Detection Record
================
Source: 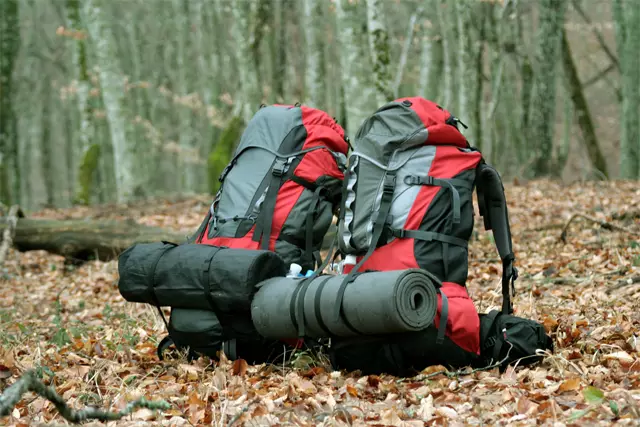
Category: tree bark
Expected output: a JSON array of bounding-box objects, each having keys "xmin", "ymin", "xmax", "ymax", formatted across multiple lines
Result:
[
  {"xmin": 560, "ymin": 27, "xmax": 608, "ymax": 178},
  {"xmin": 613, "ymin": 0, "xmax": 640, "ymax": 179},
  {"xmin": 528, "ymin": 0, "xmax": 568, "ymax": 176},
  {"xmin": 0, "ymin": 0, "xmax": 21, "ymax": 206},
  {"xmin": 302, "ymin": 0, "xmax": 324, "ymax": 108},
  {"xmin": 83, "ymin": 0, "xmax": 138, "ymax": 202},
  {"xmin": 366, "ymin": 0, "xmax": 393, "ymax": 104}
]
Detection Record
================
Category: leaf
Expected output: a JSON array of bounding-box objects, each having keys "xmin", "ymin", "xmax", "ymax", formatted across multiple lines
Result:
[
  {"xmin": 582, "ymin": 386, "xmax": 604, "ymax": 404},
  {"xmin": 0, "ymin": 364, "xmax": 12, "ymax": 380},
  {"xmin": 232, "ymin": 358, "xmax": 248, "ymax": 376},
  {"xmin": 346, "ymin": 384, "xmax": 358, "ymax": 397},
  {"xmin": 609, "ymin": 400, "xmax": 619, "ymax": 417},
  {"xmin": 558, "ymin": 377, "xmax": 581, "ymax": 392},
  {"xmin": 568, "ymin": 408, "xmax": 592, "ymax": 422}
]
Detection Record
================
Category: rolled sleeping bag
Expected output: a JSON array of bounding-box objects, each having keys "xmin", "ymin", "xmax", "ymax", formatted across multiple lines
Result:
[
  {"xmin": 117, "ymin": 242, "xmax": 288, "ymax": 312},
  {"xmin": 251, "ymin": 268, "xmax": 441, "ymax": 339}
]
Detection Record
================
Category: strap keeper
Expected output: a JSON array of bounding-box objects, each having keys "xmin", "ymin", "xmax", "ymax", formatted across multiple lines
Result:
[{"xmin": 272, "ymin": 163, "xmax": 285, "ymax": 177}]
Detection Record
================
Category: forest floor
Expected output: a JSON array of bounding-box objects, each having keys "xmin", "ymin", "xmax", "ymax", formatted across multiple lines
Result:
[{"xmin": 1, "ymin": 179, "xmax": 640, "ymax": 426}]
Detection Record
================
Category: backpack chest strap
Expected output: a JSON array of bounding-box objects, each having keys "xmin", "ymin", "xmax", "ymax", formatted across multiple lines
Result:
[
  {"xmin": 389, "ymin": 228, "xmax": 468, "ymax": 248},
  {"xmin": 404, "ymin": 175, "xmax": 473, "ymax": 224}
]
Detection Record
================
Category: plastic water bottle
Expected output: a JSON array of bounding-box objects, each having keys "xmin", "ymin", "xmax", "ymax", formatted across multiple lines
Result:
[
  {"xmin": 342, "ymin": 255, "xmax": 357, "ymax": 274},
  {"xmin": 287, "ymin": 263, "xmax": 303, "ymax": 278}
]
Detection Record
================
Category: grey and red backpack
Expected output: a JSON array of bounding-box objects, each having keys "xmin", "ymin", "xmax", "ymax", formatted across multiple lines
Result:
[{"xmin": 124, "ymin": 99, "xmax": 551, "ymax": 373}]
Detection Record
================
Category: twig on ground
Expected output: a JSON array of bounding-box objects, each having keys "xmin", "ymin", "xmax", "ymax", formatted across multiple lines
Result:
[
  {"xmin": 0, "ymin": 205, "xmax": 20, "ymax": 268},
  {"xmin": 0, "ymin": 370, "xmax": 170, "ymax": 423},
  {"xmin": 612, "ymin": 209, "xmax": 640, "ymax": 221},
  {"xmin": 605, "ymin": 275, "xmax": 640, "ymax": 294},
  {"xmin": 560, "ymin": 213, "xmax": 640, "ymax": 243}
]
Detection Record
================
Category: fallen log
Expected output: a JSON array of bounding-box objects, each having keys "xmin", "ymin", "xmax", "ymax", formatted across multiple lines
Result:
[
  {"xmin": 0, "ymin": 217, "xmax": 187, "ymax": 262},
  {"xmin": 0, "ymin": 217, "xmax": 337, "ymax": 263}
]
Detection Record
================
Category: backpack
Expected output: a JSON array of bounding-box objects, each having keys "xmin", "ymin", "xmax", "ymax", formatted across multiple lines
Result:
[
  {"xmin": 191, "ymin": 104, "xmax": 349, "ymax": 274},
  {"xmin": 332, "ymin": 97, "xmax": 520, "ymax": 367}
]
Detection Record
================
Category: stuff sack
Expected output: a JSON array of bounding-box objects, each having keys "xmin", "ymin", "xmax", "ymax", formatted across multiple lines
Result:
[
  {"xmin": 156, "ymin": 308, "xmax": 287, "ymax": 364},
  {"xmin": 117, "ymin": 241, "xmax": 287, "ymax": 312},
  {"xmin": 475, "ymin": 310, "xmax": 554, "ymax": 372},
  {"xmin": 333, "ymin": 97, "xmax": 519, "ymax": 365},
  {"xmin": 192, "ymin": 104, "xmax": 349, "ymax": 273}
]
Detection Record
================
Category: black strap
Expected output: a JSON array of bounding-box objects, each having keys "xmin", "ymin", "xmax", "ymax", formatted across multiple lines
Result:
[
  {"xmin": 202, "ymin": 247, "xmax": 222, "ymax": 311},
  {"xmin": 157, "ymin": 335, "xmax": 174, "ymax": 360},
  {"xmin": 404, "ymin": 175, "xmax": 472, "ymax": 224},
  {"xmin": 312, "ymin": 275, "xmax": 334, "ymax": 336},
  {"xmin": 253, "ymin": 158, "xmax": 288, "ymax": 249},
  {"xmin": 148, "ymin": 243, "xmax": 177, "ymax": 330},
  {"xmin": 332, "ymin": 171, "xmax": 397, "ymax": 325},
  {"xmin": 223, "ymin": 339, "xmax": 237, "ymax": 360},
  {"xmin": 436, "ymin": 290, "xmax": 448, "ymax": 345},
  {"xmin": 390, "ymin": 228, "xmax": 468, "ymax": 248},
  {"xmin": 305, "ymin": 187, "xmax": 324, "ymax": 267}
]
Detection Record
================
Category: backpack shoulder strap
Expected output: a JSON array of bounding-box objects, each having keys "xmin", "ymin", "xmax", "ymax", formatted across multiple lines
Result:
[{"xmin": 475, "ymin": 159, "xmax": 518, "ymax": 315}]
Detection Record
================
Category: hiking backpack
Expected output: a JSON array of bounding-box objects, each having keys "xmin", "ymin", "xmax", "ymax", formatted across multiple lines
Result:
[
  {"xmin": 333, "ymin": 97, "xmax": 519, "ymax": 367},
  {"xmin": 192, "ymin": 104, "xmax": 350, "ymax": 273}
]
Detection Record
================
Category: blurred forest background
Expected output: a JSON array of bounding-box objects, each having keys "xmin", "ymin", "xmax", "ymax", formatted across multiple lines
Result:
[{"xmin": 0, "ymin": 0, "xmax": 638, "ymax": 212}]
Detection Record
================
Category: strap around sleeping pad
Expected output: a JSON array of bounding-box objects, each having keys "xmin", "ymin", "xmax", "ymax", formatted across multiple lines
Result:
[
  {"xmin": 436, "ymin": 289, "xmax": 448, "ymax": 345},
  {"xmin": 332, "ymin": 171, "xmax": 397, "ymax": 327}
]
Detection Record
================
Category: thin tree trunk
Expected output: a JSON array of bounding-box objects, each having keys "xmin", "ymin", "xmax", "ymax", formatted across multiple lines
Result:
[
  {"xmin": 83, "ymin": 0, "xmax": 138, "ymax": 203},
  {"xmin": 272, "ymin": 0, "xmax": 287, "ymax": 103},
  {"xmin": 560, "ymin": 27, "xmax": 608, "ymax": 178},
  {"xmin": 393, "ymin": 8, "xmax": 421, "ymax": 98},
  {"xmin": 366, "ymin": 0, "xmax": 393, "ymax": 104},
  {"xmin": 613, "ymin": 0, "xmax": 640, "ymax": 179},
  {"xmin": 0, "ymin": 0, "xmax": 21, "ymax": 205},
  {"xmin": 303, "ymin": 0, "xmax": 324, "ymax": 108},
  {"xmin": 528, "ymin": 0, "xmax": 568, "ymax": 176},
  {"xmin": 436, "ymin": 0, "xmax": 454, "ymax": 109}
]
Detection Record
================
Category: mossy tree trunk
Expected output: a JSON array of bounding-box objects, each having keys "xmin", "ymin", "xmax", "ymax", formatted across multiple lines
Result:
[
  {"xmin": 302, "ymin": 0, "xmax": 325, "ymax": 109},
  {"xmin": 83, "ymin": 0, "xmax": 138, "ymax": 203},
  {"xmin": 365, "ymin": 0, "xmax": 393, "ymax": 105},
  {"xmin": 0, "ymin": 0, "xmax": 21, "ymax": 206},
  {"xmin": 418, "ymin": 0, "xmax": 443, "ymax": 102},
  {"xmin": 271, "ymin": 0, "xmax": 287, "ymax": 103},
  {"xmin": 528, "ymin": 0, "xmax": 568, "ymax": 177},
  {"xmin": 207, "ymin": 116, "xmax": 244, "ymax": 195},
  {"xmin": 613, "ymin": 0, "xmax": 640, "ymax": 179},
  {"xmin": 66, "ymin": 0, "xmax": 100, "ymax": 205}
]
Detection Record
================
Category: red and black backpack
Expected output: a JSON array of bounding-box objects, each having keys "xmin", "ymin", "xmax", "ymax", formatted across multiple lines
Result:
[
  {"xmin": 332, "ymin": 97, "xmax": 519, "ymax": 371},
  {"xmin": 192, "ymin": 103, "xmax": 349, "ymax": 274}
]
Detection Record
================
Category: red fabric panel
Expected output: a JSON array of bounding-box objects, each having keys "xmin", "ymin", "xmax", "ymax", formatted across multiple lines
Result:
[
  {"xmin": 265, "ymin": 181, "xmax": 305, "ymax": 250},
  {"xmin": 200, "ymin": 226, "xmax": 260, "ymax": 249},
  {"xmin": 405, "ymin": 146, "xmax": 482, "ymax": 229},
  {"xmin": 395, "ymin": 97, "xmax": 468, "ymax": 148},
  {"xmin": 356, "ymin": 238, "xmax": 419, "ymax": 271},
  {"xmin": 434, "ymin": 282, "xmax": 480, "ymax": 355},
  {"xmin": 300, "ymin": 106, "xmax": 348, "ymax": 154}
]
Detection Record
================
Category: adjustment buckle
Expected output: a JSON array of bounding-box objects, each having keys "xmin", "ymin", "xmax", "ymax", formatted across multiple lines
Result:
[
  {"xmin": 383, "ymin": 174, "xmax": 396, "ymax": 193},
  {"xmin": 272, "ymin": 159, "xmax": 286, "ymax": 177}
]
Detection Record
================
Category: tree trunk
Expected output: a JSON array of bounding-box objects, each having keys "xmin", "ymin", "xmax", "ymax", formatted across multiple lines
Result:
[
  {"xmin": 613, "ymin": 0, "xmax": 640, "ymax": 179},
  {"xmin": 302, "ymin": 0, "xmax": 324, "ymax": 108},
  {"xmin": 528, "ymin": 0, "xmax": 568, "ymax": 177},
  {"xmin": 393, "ymin": 8, "xmax": 421, "ymax": 99},
  {"xmin": 230, "ymin": 0, "xmax": 261, "ymax": 124},
  {"xmin": 436, "ymin": 0, "xmax": 455, "ymax": 110},
  {"xmin": 83, "ymin": 0, "xmax": 138, "ymax": 202},
  {"xmin": 0, "ymin": 0, "xmax": 21, "ymax": 206},
  {"xmin": 366, "ymin": 0, "xmax": 393, "ymax": 104},
  {"xmin": 560, "ymin": 27, "xmax": 608, "ymax": 178},
  {"xmin": 271, "ymin": 0, "xmax": 287, "ymax": 103}
]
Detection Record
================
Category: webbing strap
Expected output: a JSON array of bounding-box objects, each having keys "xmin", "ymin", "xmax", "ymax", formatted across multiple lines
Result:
[
  {"xmin": 253, "ymin": 158, "xmax": 288, "ymax": 249},
  {"xmin": 390, "ymin": 228, "xmax": 468, "ymax": 248},
  {"xmin": 436, "ymin": 290, "xmax": 448, "ymax": 345},
  {"xmin": 332, "ymin": 172, "xmax": 397, "ymax": 325},
  {"xmin": 305, "ymin": 187, "xmax": 324, "ymax": 268},
  {"xmin": 202, "ymin": 247, "xmax": 222, "ymax": 312},
  {"xmin": 404, "ymin": 175, "xmax": 471, "ymax": 224}
]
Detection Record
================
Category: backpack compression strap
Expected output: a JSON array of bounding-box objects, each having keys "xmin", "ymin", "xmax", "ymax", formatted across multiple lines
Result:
[{"xmin": 475, "ymin": 160, "xmax": 518, "ymax": 315}]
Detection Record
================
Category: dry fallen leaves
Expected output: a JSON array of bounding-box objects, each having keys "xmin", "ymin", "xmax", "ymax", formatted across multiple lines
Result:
[{"xmin": 1, "ymin": 180, "xmax": 640, "ymax": 425}]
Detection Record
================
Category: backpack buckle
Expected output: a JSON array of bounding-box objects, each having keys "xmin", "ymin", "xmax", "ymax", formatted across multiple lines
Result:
[
  {"xmin": 272, "ymin": 159, "xmax": 287, "ymax": 177},
  {"xmin": 383, "ymin": 174, "xmax": 396, "ymax": 193}
]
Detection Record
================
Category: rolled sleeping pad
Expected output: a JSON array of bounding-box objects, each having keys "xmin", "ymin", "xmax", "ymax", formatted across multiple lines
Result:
[
  {"xmin": 250, "ymin": 268, "xmax": 441, "ymax": 339},
  {"xmin": 117, "ymin": 242, "xmax": 288, "ymax": 312}
]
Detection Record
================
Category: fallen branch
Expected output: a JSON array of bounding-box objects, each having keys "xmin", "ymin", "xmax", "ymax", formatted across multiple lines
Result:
[
  {"xmin": 606, "ymin": 275, "xmax": 640, "ymax": 294},
  {"xmin": 0, "ymin": 205, "xmax": 20, "ymax": 268},
  {"xmin": 560, "ymin": 213, "xmax": 640, "ymax": 243},
  {"xmin": 0, "ymin": 370, "xmax": 170, "ymax": 423}
]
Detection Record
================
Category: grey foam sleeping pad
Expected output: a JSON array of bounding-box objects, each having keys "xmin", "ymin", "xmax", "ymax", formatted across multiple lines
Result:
[
  {"xmin": 117, "ymin": 242, "xmax": 287, "ymax": 312},
  {"xmin": 250, "ymin": 268, "xmax": 441, "ymax": 339}
]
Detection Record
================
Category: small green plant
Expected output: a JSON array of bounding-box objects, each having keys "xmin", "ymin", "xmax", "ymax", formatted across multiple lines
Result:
[{"xmin": 568, "ymin": 386, "xmax": 620, "ymax": 421}]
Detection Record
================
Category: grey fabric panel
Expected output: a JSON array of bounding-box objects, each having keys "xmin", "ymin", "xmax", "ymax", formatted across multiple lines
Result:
[
  {"xmin": 350, "ymin": 158, "xmax": 383, "ymax": 251},
  {"xmin": 388, "ymin": 145, "xmax": 436, "ymax": 233},
  {"xmin": 216, "ymin": 106, "xmax": 304, "ymax": 222},
  {"xmin": 353, "ymin": 101, "xmax": 425, "ymax": 163}
]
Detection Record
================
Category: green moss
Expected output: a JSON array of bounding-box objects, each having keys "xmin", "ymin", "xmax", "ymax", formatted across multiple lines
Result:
[
  {"xmin": 207, "ymin": 116, "xmax": 244, "ymax": 194},
  {"xmin": 75, "ymin": 143, "xmax": 101, "ymax": 205}
]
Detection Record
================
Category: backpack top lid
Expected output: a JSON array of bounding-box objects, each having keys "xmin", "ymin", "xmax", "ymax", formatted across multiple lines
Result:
[
  {"xmin": 267, "ymin": 103, "xmax": 349, "ymax": 155},
  {"xmin": 353, "ymin": 97, "xmax": 470, "ymax": 162}
]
